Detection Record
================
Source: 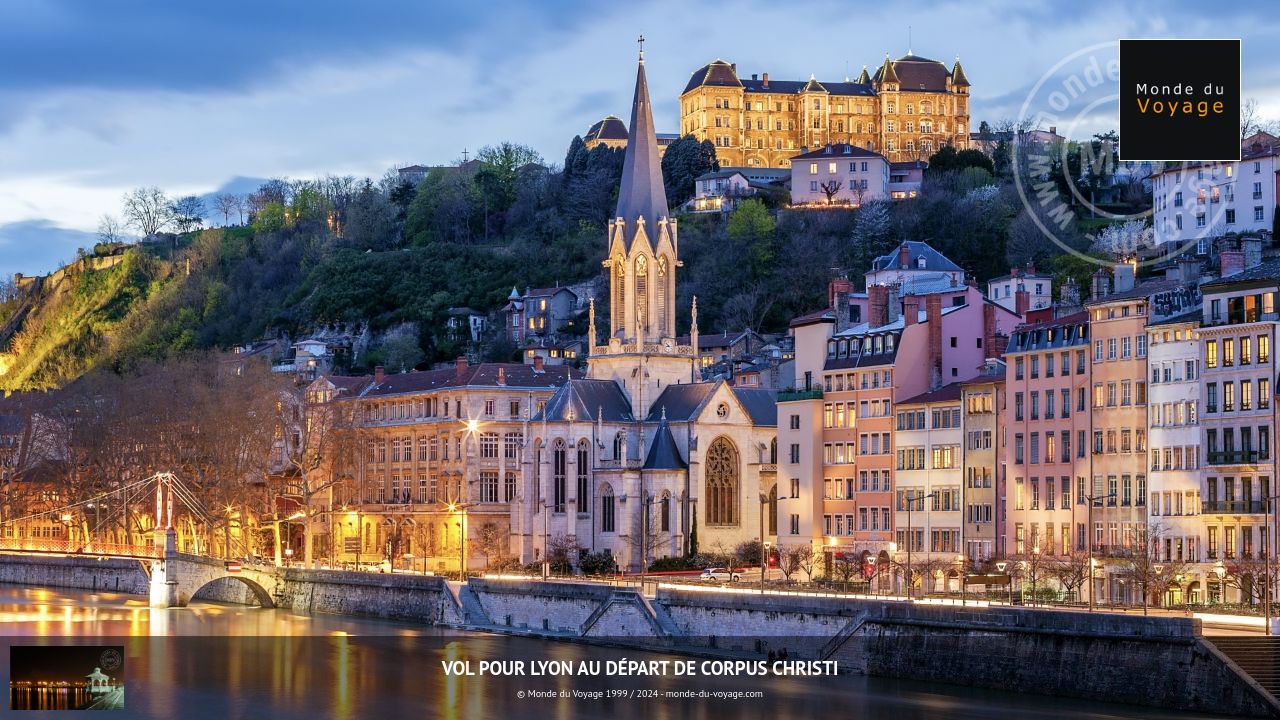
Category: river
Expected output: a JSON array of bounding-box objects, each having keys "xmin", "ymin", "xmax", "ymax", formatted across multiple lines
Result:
[{"xmin": 0, "ymin": 584, "xmax": 1235, "ymax": 719}]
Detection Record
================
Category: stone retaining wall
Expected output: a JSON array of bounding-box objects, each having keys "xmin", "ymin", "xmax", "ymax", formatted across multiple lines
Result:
[{"xmin": 0, "ymin": 554, "xmax": 149, "ymax": 594}]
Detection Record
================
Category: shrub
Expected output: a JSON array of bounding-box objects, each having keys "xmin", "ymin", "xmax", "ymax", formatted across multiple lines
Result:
[{"xmin": 579, "ymin": 550, "xmax": 617, "ymax": 576}]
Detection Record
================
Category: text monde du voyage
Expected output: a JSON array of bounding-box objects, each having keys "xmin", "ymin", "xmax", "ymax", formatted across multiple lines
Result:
[{"xmin": 1134, "ymin": 82, "xmax": 1229, "ymax": 118}]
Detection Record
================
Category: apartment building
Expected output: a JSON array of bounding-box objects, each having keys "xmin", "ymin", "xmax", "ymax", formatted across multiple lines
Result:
[
  {"xmin": 895, "ymin": 383, "xmax": 966, "ymax": 591},
  {"xmin": 1145, "ymin": 308, "xmax": 1204, "ymax": 604},
  {"xmin": 1198, "ymin": 260, "xmax": 1280, "ymax": 601},
  {"xmin": 1002, "ymin": 311, "xmax": 1092, "ymax": 567},
  {"xmin": 960, "ymin": 361, "xmax": 1005, "ymax": 563}
]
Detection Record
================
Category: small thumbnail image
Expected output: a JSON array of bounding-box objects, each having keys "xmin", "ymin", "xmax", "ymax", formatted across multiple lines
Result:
[{"xmin": 10, "ymin": 646, "xmax": 124, "ymax": 711}]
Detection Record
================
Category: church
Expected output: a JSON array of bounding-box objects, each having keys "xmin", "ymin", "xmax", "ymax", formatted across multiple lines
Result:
[{"xmin": 517, "ymin": 45, "xmax": 778, "ymax": 572}]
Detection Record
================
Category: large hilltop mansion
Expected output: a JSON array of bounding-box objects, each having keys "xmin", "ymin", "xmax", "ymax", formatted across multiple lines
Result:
[{"xmin": 678, "ymin": 52, "xmax": 971, "ymax": 167}]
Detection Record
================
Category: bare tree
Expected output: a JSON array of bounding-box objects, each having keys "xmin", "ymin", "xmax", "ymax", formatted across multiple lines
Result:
[
  {"xmin": 122, "ymin": 187, "xmax": 174, "ymax": 238},
  {"xmin": 819, "ymin": 179, "xmax": 843, "ymax": 204},
  {"xmin": 1116, "ymin": 525, "xmax": 1190, "ymax": 613},
  {"xmin": 777, "ymin": 543, "xmax": 809, "ymax": 583},
  {"xmin": 170, "ymin": 195, "xmax": 206, "ymax": 234},
  {"xmin": 213, "ymin": 194, "xmax": 242, "ymax": 226},
  {"xmin": 1048, "ymin": 551, "xmax": 1091, "ymax": 603},
  {"xmin": 282, "ymin": 380, "xmax": 362, "ymax": 568},
  {"xmin": 96, "ymin": 215, "xmax": 126, "ymax": 245},
  {"xmin": 1240, "ymin": 98, "xmax": 1280, "ymax": 142},
  {"xmin": 470, "ymin": 521, "xmax": 508, "ymax": 569}
]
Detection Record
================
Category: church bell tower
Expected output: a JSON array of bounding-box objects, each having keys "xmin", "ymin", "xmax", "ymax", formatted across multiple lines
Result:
[{"xmin": 588, "ymin": 38, "xmax": 697, "ymax": 418}]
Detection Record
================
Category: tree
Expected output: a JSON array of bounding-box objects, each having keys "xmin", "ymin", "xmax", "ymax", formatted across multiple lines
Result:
[
  {"xmin": 471, "ymin": 522, "xmax": 507, "ymax": 569},
  {"xmin": 344, "ymin": 180, "xmax": 397, "ymax": 250},
  {"xmin": 778, "ymin": 543, "xmax": 812, "ymax": 583},
  {"xmin": 818, "ymin": 180, "xmax": 843, "ymax": 204},
  {"xmin": 1240, "ymin": 98, "xmax": 1280, "ymax": 141},
  {"xmin": 1118, "ymin": 525, "xmax": 1190, "ymax": 613},
  {"xmin": 213, "ymin": 194, "xmax": 242, "ymax": 226},
  {"xmin": 1092, "ymin": 219, "xmax": 1153, "ymax": 258},
  {"xmin": 97, "ymin": 215, "xmax": 126, "ymax": 245},
  {"xmin": 660, "ymin": 135, "xmax": 719, "ymax": 206},
  {"xmin": 283, "ymin": 383, "xmax": 363, "ymax": 568},
  {"xmin": 122, "ymin": 186, "xmax": 174, "ymax": 238},
  {"xmin": 847, "ymin": 200, "xmax": 894, "ymax": 274},
  {"xmin": 171, "ymin": 195, "xmax": 206, "ymax": 233},
  {"xmin": 1048, "ymin": 551, "xmax": 1091, "ymax": 603},
  {"xmin": 379, "ymin": 327, "xmax": 425, "ymax": 372},
  {"xmin": 726, "ymin": 198, "xmax": 777, "ymax": 281},
  {"xmin": 547, "ymin": 532, "xmax": 580, "ymax": 574}
]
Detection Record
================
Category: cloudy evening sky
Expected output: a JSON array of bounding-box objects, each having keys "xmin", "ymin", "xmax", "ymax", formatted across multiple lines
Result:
[{"xmin": 2, "ymin": 0, "xmax": 1278, "ymax": 276}]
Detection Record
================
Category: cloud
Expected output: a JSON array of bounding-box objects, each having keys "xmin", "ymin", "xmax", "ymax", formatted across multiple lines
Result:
[{"xmin": 0, "ymin": 219, "xmax": 97, "ymax": 276}]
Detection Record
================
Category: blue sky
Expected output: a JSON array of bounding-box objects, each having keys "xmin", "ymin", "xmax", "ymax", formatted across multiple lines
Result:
[{"xmin": 2, "ymin": 0, "xmax": 1278, "ymax": 276}]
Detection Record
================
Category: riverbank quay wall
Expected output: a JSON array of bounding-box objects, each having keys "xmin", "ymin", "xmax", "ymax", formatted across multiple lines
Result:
[{"xmin": 0, "ymin": 556, "xmax": 1274, "ymax": 717}]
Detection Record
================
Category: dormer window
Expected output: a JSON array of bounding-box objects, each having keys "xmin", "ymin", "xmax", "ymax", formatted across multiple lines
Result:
[
  {"xmin": 916, "ymin": 256, "xmax": 926, "ymax": 269},
  {"xmin": 874, "ymin": 336, "xmax": 883, "ymax": 354}
]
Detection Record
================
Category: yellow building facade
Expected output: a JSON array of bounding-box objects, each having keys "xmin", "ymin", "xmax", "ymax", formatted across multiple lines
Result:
[{"xmin": 679, "ymin": 53, "xmax": 970, "ymax": 167}]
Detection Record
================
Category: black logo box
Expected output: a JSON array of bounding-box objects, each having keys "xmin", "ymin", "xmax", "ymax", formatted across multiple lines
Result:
[{"xmin": 1119, "ymin": 39, "xmax": 1241, "ymax": 162}]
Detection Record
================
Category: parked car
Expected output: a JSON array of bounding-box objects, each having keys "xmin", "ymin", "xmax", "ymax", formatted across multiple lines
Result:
[{"xmin": 699, "ymin": 567, "xmax": 742, "ymax": 582}]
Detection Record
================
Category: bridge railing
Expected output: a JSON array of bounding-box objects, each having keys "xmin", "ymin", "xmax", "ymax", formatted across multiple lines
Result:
[{"xmin": 0, "ymin": 537, "xmax": 162, "ymax": 559}]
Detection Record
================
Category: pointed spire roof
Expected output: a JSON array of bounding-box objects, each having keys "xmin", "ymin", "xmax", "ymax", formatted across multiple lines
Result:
[
  {"xmin": 856, "ymin": 65, "xmax": 870, "ymax": 84},
  {"xmin": 802, "ymin": 74, "xmax": 826, "ymax": 93},
  {"xmin": 951, "ymin": 57, "xmax": 970, "ymax": 87},
  {"xmin": 878, "ymin": 54, "xmax": 899, "ymax": 85},
  {"xmin": 616, "ymin": 46, "xmax": 669, "ymax": 246},
  {"xmin": 643, "ymin": 409, "xmax": 687, "ymax": 469}
]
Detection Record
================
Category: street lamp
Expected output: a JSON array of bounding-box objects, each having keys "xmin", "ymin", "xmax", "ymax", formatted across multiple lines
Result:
[
  {"xmin": 1214, "ymin": 561, "xmax": 1227, "ymax": 606},
  {"xmin": 759, "ymin": 493, "xmax": 771, "ymax": 595},
  {"xmin": 447, "ymin": 502, "xmax": 473, "ymax": 580},
  {"xmin": 1085, "ymin": 491, "xmax": 1117, "ymax": 612},
  {"xmin": 904, "ymin": 491, "xmax": 936, "ymax": 600},
  {"xmin": 1151, "ymin": 563, "xmax": 1165, "ymax": 617},
  {"xmin": 996, "ymin": 560, "xmax": 1011, "ymax": 604}
]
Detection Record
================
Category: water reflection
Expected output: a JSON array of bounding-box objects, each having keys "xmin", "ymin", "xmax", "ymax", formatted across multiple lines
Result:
[{"xmin": 0, "ymin": 585, "xmax": 1234, "ymax": 720}]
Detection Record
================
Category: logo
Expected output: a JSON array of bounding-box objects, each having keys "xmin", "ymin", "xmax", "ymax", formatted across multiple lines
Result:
[
  {"xmin": 1011, "ymin": 41, "xmax": 1233, "ymax": 270},
  {"xmin": 1119, "ymin": 39, "xmax": 1240, "ymax": 162},
  {"xmin": 100, "ymin": 648, "xmax": 122, "ymax": 672}
]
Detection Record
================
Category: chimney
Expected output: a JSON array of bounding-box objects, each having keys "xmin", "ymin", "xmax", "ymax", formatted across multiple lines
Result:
[
  {"xmin": 533, "ymin": 355, "xmax": 545, "ymax": 373},
  {"xmin": 374, "ymin": 365, "xmax": 385, "ymax": 385},
  {"xmin": 1026, "ymin": 261, "xmax": 1036, "ymax": 275},
  {"xmin": 1090, "ymin": 269, "xmax": 1111, "ymax": 301},
  {"xmin": 886, "ymin": 284, "xmax": 902, "ymax": 324},
  {"xmin": 868, "ymin": 285, "xmax": 889, "ymax": 326},
  {"xmin": 1010, "ymin": 266, "xmax": 1020, "ymax": 279},
  {"xmin": 982, "ymin": 301, "xmax": 997, "ymax": 359},
  {"xmin": 1219, "ymin": 249, "xmax": 1245, "ymax": 278},
  {"xmin": 731, "ymin": 63, "xmax": 737, "ymax": 72},
  {"xmin": 1113, "ymin": 263, "xmax": 1135, "ymax": 293},
  {"xmin": 1178, "ymin": 257, "xmax": 1200, "ymax": 284},
  {"xmin": 1060, "ymin": 277, "xmax": 1081, "ymax": 309},
  {"xmin": 455, "ymin": 356, "xmax": 468, "ymax": 378},
  {"xmin": 903, "ymin": 295, "xmax": 921, "ymax": 326},
  {"xmin": 925, "ymin": 295, "xmax": 943, "ymax": 390},
  {"xmin": 835, "ymin": 292, "xmax": 851, "ymax": 333},
  {"xmin": 762, "ymin": 72, "xmax": 769, "ymax": 88},
  {"xmin": 1243, "ymin": 237, "xmax": 1263, "ymax": 268},
  {"xmin": 497, "ymin": 367, "xmax": 506, "ymax": 386},
  {"xmin": 1048, "ymin": 126, "xmax": 1057, "ymax": 135},
  {"xmin": 828, "ymin": 276, "xmax": 854, "ymax": 308},
  {"xmin": 898, "ymin": 242, "xmax": 910, "ymax": 269},
  {"xmin": 1015, "ymin": 288, "xmax": 1030, "ymax": 317}
]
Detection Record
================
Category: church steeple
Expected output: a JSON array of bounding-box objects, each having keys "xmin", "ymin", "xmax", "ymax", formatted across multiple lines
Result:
[{"xmin": 615, "ymin": 39, "xmax": 669, "ymax": 241}]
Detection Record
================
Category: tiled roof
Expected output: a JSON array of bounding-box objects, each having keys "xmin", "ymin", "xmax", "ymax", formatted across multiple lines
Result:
[
  {"xmin": 732, "ymin": 387, "xmax": 777, "ymax": 427},
  {"xmin": 873, "ymin": 54, "xmax": 953, "ymax": 92},
  {"xmin": 1202, "ymin": 258, "xmax": 1280, "ymax": 290},
  {"xmin": 790, "ymin": 144, "xmax": 888, "ymax": 161},
  {"xmin": 683, "ymin": 60, "xmax": 877, "ymax": 96},
  {"xmin": 536, "ymin": 379, "xmax": 633, "ymax": 423},
  {"xmin": 585, "ymin": 115, "xmax": 628, "ymax": 142},
  {"xmin": 643, "ymin": 416, "xmax": 687, "ymax": 470},
  {"xmin": 1005, "ymin": 311, "xmax": 1090, "ymax": 354},
  {"xmin": 1086, "ymin": 279, "xmax": 1181, "ymax": 304},
  {"xmin": 789, "ymin": 308, "xmax": 835, "ymax": 328},
  {"xmin": 870, "ymin": 241, "xmax": 962, "ymax": 273},
  {"xmin": 525, "ymin": 286, "xmax": 575, "ymax": 298},
  {"xmin": 645, "ymin": 383, "xmax": 718, "ymax": 422},
  {"xmin": 362, "ymin": 363, "xmax": 578, "ymax": 397},
  {"xmin": 898, "ymin": 382, "xmax": 965, "ymax": 406},
  {"xmin": 1147, "ymin": 307, "xmax": 1202, "ymax": 327},
  {"xmin": 683, "ymin": 60, "xmax": 744, "ymax": 93}
]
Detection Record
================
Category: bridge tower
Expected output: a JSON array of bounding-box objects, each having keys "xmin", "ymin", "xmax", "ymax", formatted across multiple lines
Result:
[{"xmin": 149, "ymin": 474, "xmax": 179, "ymax": 608}]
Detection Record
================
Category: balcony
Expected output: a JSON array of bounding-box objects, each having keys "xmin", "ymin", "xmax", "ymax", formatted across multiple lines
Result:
[
  {"xmin": 778, "ymin": 389, "xmax": 823, "ymax": 402},
  {"xmin": 1207, "ymin": 450, "xmax": 1262, "ymax": 466},
  {"xmin": 1202, "ymin": 500, "xmax": 1265, "ymax": 514}
]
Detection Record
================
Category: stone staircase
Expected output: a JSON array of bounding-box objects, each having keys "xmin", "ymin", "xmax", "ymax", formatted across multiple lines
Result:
[
  {"xmin": 643, "ymin": 596, "xmax": 681, "ymax": 636},
  {"xmin": 1206, "ymin": 637, "xmax": 1280, "ymax": 700},
  {"xmin": 819, "ymin": 611, "xmax": 868, "ymax": 660},
  {"xmin": 454, "ymin": 583, "xmax": 492, "ymax": 626}
]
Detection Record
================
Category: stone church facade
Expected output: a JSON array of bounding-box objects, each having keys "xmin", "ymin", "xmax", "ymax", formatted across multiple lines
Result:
[{"xmin": 516, "ymin": 48, "xmax": 778, "ymax": 571}]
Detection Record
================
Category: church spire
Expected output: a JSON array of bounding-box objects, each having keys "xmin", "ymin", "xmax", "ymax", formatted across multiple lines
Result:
[{"xmin": 615, "ymin": 37, "xmax": 669, "ymax": 240}]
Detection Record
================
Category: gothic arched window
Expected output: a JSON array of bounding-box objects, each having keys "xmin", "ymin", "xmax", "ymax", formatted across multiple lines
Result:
[
  {"xmin": 656, "ymin": 256, "xmax": 669, "ymax": 338},
  {"xmin": 614, "ymin": 431, "xmax": 626, "ymax": 461},
  {"xmin": 768, "ymin": 484, "xmax": 778, "ymax": 534},
  {"xmin": 601, "ymin": 484, "xmax": 616, "ymax": 533},
  {"xmin": 660, "ymin": 492, "xmax": 671, "ymax": 532},
  {"xmin": 576, "ymin": 440, "xmax": 590, "ymax": 513},
  {"xmin": 635, "ymin": 255, "xmax": 649, "ymax": 337},
  {"xmin": 552, "ymin": 439, "xmax": 566, "ymax": 513},
  {"xmin": 613, "ymin": 254, "xmax": 626, "ymax": 337},
  {"xmin": 706, "ymin": 437, "xmax": 740, "ymax": 526}
]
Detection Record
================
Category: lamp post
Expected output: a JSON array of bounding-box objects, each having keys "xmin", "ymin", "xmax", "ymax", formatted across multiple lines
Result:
[
  {"xmin": 904, "ymin": 491, "xmax": 936, "ymax": 600},
  {"xmin": 1214, "ymin": 561, "xmax": 1227, "ymax": 606},
  {"xmin": 447, "ymin": 502, "xmax": 473, "ymax": 580},
  {"xmin": 1151, "ymin": 563, "xmax": 1164, "ymax": 617},
  {"xmin": 1085, "ymin": 491, "xmax": 1117, "ymax": 612},
  {"xmin": 759, "ymin": 493, "xmax": 771, "ymax": 595},
  {"xmin": 996, "ymin": 560, "xmax": 1011, "ymax": 604}
]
